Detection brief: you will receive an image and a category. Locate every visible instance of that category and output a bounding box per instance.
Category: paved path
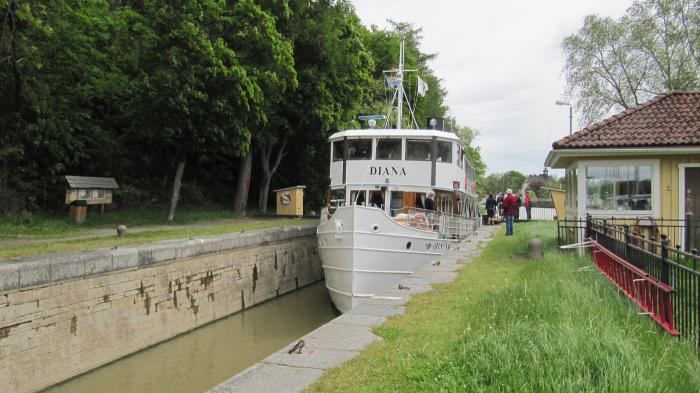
[209,225,499,393]
[0,218,273,248]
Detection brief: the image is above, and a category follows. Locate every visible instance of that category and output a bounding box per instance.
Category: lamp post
[555,100,573,135]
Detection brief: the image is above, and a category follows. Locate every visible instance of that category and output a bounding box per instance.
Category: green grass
[0,204,239,240]
[0,218,316,260]
[306,222,700,393]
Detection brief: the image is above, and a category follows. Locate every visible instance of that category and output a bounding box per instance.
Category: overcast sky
[351,0,632,176]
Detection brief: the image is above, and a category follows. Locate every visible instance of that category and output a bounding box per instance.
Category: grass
[0,204,241,240]
[306,222,700,393]
[0,218,316,260]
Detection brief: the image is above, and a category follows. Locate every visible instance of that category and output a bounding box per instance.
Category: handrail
[588,238,679,335]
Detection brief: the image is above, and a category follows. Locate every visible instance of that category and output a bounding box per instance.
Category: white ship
[317,42,480,312]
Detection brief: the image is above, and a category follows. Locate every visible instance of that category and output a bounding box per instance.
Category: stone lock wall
[0,226,322,393]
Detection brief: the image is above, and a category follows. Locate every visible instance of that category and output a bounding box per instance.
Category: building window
[437,141,452,163]
[332,140,344,161]
[406,139,432,161]
[376,139,402,160]
[348,139,371,160]
[585,165,652,211]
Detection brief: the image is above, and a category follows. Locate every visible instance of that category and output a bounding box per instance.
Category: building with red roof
[545,92,700,249]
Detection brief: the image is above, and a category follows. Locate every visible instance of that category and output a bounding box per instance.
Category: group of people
[484,189,532,236]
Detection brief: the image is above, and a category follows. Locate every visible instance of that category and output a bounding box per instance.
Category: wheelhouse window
[406,139,431,161]
[348,139,371,160]
[376,138,402,160]
[585,165,652,211]
[332,140,345,161]
[437,141,452,163]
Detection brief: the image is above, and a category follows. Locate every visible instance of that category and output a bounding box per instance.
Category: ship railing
[390,207,480,240]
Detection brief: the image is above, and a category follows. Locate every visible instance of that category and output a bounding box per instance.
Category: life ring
[410,212,430,230]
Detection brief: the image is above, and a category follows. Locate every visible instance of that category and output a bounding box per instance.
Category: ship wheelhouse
[327,128,479,223]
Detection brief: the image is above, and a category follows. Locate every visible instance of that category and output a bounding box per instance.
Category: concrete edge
[209,225,498,393]
[0,224,317,292]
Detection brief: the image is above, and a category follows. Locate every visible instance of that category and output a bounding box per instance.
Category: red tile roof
[552,92,700,149]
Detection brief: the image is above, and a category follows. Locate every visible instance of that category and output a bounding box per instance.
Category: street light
[555,100,573,135]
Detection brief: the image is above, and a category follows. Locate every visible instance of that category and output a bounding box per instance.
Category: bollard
[528,238,542,259]
[116,225,128,237]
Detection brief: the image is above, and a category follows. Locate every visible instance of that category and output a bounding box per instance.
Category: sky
[351,0,633,176]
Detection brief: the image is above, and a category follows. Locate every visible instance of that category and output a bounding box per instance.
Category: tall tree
[222,0,296,215]
[254,0,374,214]
[0,0,130,211]
[124,0,262,221]
[562,0,700,125]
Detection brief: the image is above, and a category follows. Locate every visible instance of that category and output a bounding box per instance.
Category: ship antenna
[396,40,404,129]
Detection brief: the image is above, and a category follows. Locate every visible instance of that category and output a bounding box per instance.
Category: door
[684,167,700,251]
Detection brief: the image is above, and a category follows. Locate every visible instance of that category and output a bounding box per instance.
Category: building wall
[660,156,700,220]
[0,227,322,393]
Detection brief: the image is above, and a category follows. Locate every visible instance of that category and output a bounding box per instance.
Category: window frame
[405,138,432,161]
[436,140,453,163]
[346,138,373,160]
[577,159,660,218]
[332,140,345,162]
[375,138,403,160]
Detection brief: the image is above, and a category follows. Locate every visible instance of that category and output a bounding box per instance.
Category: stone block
[209,363,323,393]
[83,250,113,276]
[112,248,138,271]
[263,347,359,370]
[138,244,176,266]
[50,257,85,283]
[0,262,21,292]
[193,238,220,256]
[19,260,51,288]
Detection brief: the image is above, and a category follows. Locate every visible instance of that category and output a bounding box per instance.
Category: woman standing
[485,194,497,225]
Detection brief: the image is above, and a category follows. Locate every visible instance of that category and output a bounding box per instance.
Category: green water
[44,282,338,393]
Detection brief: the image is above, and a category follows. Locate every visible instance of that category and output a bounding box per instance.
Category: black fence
[558,217,700,346]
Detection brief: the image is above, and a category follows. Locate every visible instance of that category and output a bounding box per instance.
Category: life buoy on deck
[410,212,429,230]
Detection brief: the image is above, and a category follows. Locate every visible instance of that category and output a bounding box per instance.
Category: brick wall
[0,226,322,393]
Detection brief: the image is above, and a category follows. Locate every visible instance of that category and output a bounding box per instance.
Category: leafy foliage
[562,0,700,125]
[0,0,485,216]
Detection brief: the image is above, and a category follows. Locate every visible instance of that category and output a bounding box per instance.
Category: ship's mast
[396,41,405,129]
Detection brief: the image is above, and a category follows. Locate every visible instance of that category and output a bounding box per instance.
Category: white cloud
[351,0,631,175]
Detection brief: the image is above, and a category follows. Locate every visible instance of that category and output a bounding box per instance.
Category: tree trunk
[257,138,288,215]
[258,173,271,215]
[233,150,253,216]
[166,160,186,222]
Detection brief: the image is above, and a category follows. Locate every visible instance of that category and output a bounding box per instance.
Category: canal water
[44,282,338,393]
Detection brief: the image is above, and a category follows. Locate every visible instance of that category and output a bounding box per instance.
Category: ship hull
[317,205,457,312]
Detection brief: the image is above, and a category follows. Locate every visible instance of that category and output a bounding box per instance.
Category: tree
[124,0,264,221]
[0,0,132,210]
[480,171,527,197]
[226,0,296,216]
[261,0,374,212]
[562,0,700,125]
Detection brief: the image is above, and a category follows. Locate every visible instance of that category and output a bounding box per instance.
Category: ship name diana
[369,166,407,176]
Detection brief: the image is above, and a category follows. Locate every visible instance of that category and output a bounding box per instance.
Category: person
[485,194,497,225]
[424,191,436,211]
[370,191,384,208]
[496,192,505,219]
[524,191,532,220]
[514,192,522,221]
[502,189,518,236]
[355,191,365,206]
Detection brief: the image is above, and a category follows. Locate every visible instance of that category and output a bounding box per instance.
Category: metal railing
[589,238,678,335]
[391,207,480,240]
[558,217,700,346]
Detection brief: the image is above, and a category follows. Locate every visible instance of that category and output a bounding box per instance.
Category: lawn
[0,215,316,260]
[0,204,241,240]
[306,222,700,392]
